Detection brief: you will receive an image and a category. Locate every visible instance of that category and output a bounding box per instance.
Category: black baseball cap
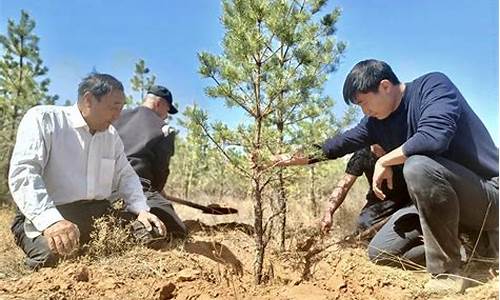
[147,85,178,114]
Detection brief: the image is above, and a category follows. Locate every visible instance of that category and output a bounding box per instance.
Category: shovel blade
[203,204,238,215]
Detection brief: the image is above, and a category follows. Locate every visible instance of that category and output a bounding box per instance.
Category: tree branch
[209,75,256,118]
[193,114,252,179]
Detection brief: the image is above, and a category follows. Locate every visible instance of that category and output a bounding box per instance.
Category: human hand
[270,152,309,168]
[373,160,393,200]
[370,144,386,158]
[319,210,334,235]
[137,211,167,237]
[43,220,80,256]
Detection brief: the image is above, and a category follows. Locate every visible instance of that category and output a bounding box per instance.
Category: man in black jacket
[114,85,187,240]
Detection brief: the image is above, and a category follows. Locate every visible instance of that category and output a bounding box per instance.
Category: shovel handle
[161,192,238,215]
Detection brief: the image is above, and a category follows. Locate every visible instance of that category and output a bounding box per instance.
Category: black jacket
[113,106,175,192]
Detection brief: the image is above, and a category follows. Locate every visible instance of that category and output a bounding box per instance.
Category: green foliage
[174,105,211,198]
[168,105,248,200]
[128,58,156,106]
[0,10,56,199]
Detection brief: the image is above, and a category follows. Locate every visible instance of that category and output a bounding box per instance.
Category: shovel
[161,192,238,215]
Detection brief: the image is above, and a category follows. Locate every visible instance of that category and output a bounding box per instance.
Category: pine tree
[0,10,57,198]
[129,59,156,105]
[199,0,346,283]
[176,105,211,198]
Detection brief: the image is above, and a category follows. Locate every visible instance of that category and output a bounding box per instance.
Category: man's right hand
[270,152,309,168]
[43,220,80,256]
[319,210,334,235]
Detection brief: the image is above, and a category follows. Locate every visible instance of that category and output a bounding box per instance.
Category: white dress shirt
[8,104,149,238]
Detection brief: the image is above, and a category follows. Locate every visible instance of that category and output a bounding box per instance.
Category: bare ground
[0,197,497,300]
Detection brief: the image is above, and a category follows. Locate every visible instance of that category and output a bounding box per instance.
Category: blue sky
[1,0,498,143]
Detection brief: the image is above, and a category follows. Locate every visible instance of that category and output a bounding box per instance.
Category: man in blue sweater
[274,59,498,293]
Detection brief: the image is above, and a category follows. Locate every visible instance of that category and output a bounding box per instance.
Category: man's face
[354,80,396,120]
[83,89,125,132]
[157,99,170,120]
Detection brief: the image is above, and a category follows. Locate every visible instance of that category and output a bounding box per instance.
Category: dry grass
[82,215,137,259]
[0,204,31,279]
[172,178,367,241]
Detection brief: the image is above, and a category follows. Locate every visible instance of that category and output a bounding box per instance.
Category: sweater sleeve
[322,117,373,160]
[403,73,462,156]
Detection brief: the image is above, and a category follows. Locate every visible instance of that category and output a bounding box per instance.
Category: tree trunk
[184,162,193,199]
[276,120,287,251]
[310,166,318,216]
[218,161,225,201]
[251,39,266,285]
[277,170,287,250]
[252,177,265,284]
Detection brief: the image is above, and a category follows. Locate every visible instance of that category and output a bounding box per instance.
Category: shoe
[424,274,477,295]
[131,220,167,249]
[424,275,462,295]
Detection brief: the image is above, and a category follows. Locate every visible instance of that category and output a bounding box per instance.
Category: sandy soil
[0,203,497,300]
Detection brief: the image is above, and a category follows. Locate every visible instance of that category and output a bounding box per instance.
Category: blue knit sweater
[322,72,498,179]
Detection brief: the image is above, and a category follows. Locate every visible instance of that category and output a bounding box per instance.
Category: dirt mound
[184,219,255,235]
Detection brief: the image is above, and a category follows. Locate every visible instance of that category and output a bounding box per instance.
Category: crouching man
[9,73,166,269]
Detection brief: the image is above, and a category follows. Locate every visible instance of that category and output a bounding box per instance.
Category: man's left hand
[373,160,393,200]
[137,211,167,236]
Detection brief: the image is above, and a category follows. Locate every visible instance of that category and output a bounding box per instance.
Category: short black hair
[77,73,124,102]
[342,59,400,104]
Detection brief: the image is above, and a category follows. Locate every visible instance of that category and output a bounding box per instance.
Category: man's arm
[322,117,372,160]
[372,146,407,200]
[324,173,358,216]
[8,108,63,233]
[8,108,80,255]
[272,118,373,167]
[377,146,407,167]
[320,173,357,234]
[113,137,166,235]
[403,72,461,156]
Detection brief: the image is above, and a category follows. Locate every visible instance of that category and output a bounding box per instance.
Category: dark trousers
[356,198,406,232]
[368,155,498,274]
[368,205,425,269]
[11,194,187,269]
[144,190,187,239]
[11,200,114,269]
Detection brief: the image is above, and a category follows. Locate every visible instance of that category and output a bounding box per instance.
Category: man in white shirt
[9,73,166,269]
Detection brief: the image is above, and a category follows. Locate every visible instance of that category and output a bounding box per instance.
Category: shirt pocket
[99,158,115,196]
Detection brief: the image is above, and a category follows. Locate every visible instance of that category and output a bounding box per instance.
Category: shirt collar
[68,104,89,129]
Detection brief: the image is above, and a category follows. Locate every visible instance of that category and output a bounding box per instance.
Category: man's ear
[153,99,161,110]
[379,79,392,93]
[81,91,94,108]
